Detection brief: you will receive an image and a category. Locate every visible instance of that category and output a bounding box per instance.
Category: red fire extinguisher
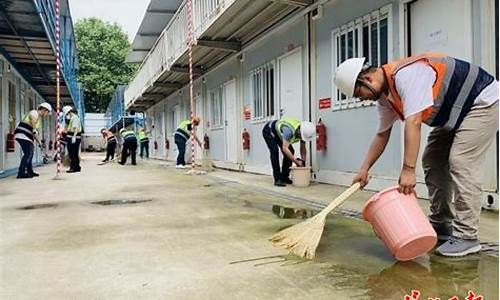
[242,128,250,150]
[154,140,158,150]
[165,138,170,150]
[6,133,15,152]
[203,133,210,150]
[316,118,327,151]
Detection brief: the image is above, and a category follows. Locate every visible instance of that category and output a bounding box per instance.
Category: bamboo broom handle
[319,182,361,217]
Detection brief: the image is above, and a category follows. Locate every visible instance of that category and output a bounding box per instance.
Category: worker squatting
[14,52,498,259]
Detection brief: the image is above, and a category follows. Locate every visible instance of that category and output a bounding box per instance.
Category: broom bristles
[269,213,327,259]
[269,183,361,259]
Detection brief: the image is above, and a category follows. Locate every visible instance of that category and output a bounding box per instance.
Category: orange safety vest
[381,52,495,129]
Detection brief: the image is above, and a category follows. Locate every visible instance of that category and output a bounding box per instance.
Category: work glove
[71,136,76,144]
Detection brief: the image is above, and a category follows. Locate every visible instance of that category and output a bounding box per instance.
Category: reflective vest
[66,114,82,137]
[382,52,495,130]
[138,131,149,143]
[275,117,301,144]
[176,120,191,139]
[14,110,39,142]
[121,130,136,140]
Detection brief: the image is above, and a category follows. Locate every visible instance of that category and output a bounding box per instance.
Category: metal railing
[124,33,169,107]
[125,0,237,107]
[34,0,83,112]
[106,85,127,128]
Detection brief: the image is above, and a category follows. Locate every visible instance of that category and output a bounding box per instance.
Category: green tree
[75,18,137,113]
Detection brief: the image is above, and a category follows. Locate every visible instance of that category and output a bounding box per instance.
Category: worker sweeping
[63,106,82,173]
[334,52,498,257]
[14,102,52,179]
[100,128,117,162]
[138,127,150,159]
[262,117,315,186]
[174,117,202,169]
[119,127,138,165]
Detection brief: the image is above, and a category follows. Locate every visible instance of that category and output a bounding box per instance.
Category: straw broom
[270,182,361,259]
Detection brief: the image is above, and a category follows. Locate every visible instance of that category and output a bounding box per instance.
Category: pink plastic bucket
[362,186,437,261]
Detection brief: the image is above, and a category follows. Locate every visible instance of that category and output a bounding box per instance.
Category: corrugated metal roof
[0,0,79,106]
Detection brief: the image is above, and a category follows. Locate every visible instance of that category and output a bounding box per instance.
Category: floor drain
[17,203,58,210]
[91,199,152,206]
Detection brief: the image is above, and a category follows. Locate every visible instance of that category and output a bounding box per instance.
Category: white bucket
[290,166,311,187]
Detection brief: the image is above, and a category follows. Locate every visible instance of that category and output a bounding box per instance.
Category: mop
[270,183,361,259]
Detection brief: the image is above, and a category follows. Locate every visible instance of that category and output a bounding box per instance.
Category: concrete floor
[0,154,498,300]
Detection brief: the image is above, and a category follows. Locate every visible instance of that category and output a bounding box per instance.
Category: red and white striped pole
[55,0,62,177]
[187,0,196,172]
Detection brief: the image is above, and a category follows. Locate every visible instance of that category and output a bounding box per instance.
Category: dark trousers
[67,139,81,171]
[121,138,137,165]
[175,134,187,165]
[262,121,294,182]
[105,141,116,161]
[140,140,149,158]
[17,139,34,175]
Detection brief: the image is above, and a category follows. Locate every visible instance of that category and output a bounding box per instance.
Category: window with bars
[209,86,223,128]
[332,5,391,109]
[250,61,275,120]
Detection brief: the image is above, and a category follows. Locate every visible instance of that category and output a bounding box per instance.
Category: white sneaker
[176,165,186,169]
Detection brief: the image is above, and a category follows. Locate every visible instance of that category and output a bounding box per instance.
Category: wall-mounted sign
[243,105,251,120]
[318,97,331,110]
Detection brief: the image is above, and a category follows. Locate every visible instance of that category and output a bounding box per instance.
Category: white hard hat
[38,102,52,113]
[300,121,315,142]
[62,105,73,115]
[334,57,366,98]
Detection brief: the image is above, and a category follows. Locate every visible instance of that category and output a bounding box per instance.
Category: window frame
[209,86,224,130]
[250,60,277,123]
[331,4,393,111]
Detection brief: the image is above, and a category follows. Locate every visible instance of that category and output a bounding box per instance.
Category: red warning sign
[318,98,331,110]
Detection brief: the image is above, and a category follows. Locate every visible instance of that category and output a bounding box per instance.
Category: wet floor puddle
[16,203,58,210]
[243,200,317,219]
[238,198,498,299]
[320,254,499,300]
[91,199,152,206]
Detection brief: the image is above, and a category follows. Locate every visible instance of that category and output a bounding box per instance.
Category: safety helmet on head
[38,102,52,113]
[300,121,315,142]
[192,116,201,126]
[334,57,366,98]
[62,105,73,115]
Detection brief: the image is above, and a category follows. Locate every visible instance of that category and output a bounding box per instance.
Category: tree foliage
[75,18,137,113]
